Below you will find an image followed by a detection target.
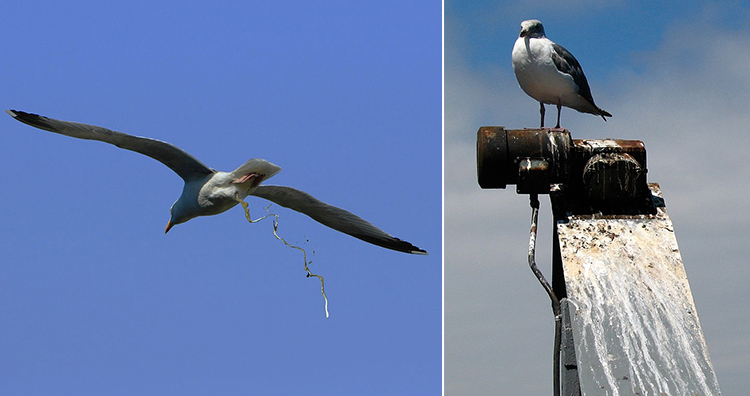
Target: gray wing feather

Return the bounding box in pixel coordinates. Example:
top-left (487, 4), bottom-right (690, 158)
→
top-left (550, 44), bottom-right (611, 118)
top-left (252, 185), bottom-right (427, 255)
top-left (550, 43), bottom-right (597, 104)
top-left (6, 110), bottom-right (214, 181)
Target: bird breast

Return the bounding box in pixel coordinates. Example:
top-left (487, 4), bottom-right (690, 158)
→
top-left (512, 37), bottom-right (578, 105)
top-left (191, 173), bottom-right (242, 216)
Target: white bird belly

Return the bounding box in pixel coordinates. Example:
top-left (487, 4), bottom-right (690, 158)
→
top-left (512, 38), bottom-right (579, 105)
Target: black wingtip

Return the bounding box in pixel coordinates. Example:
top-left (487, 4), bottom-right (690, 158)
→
top-left (6, 109), bottom-right (39, 119)
top-left (5, 110), bottom-right (63, 134)
top-left (401, 239), bottom-right (428, 255)
top-left (397, 243), bottom-right (429, 255)
top-left (381, 236), bottom-right (428, 255)
top-left (6, 109), bottom-right (43, 124)
top-left (359, 234), bottom-right (428, 255)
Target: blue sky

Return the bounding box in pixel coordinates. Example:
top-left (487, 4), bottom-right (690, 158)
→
top-left (446, 0), bottom-right (750, 394)
top-left (0, 1), bottom-right (440, 394)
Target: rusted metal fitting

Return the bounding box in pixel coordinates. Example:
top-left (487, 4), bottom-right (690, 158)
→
top-left (477, 127), bottom-right (572, 193)
top-left (477, 127), bottom-right (649, 207)
top-left (573, 139), bottom-right (648, 203)
top-left (518, 158), bottom-right (551, 194)
top-left (582, 153), bottom-right (643, 201)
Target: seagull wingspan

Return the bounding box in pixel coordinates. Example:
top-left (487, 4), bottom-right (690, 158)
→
top-left (252, 185), bottom-right (428, 255)
top-left (6, 110), bottom-right (214, 181)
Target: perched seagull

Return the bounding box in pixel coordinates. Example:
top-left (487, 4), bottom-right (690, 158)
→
top-left (6, 110), bottom-right (427, 255)
top-left (511, 19), bottom-right (611, 128)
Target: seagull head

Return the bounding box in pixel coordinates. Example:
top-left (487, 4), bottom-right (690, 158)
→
top-left (519, 19), bottom-right (546, 39)
top-left (165, 177), bottom-right (209, 233)
top-left (165, 200), bottom-right (195, 233)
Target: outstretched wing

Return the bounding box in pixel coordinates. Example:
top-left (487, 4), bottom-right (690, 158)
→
top-left (6, 110), bottom-right (214, 181)
top-left (252, 185), bottom-right (427, 255)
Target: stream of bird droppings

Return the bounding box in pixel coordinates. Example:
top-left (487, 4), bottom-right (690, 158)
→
top-left (235, 193), bottom-right (329, 318)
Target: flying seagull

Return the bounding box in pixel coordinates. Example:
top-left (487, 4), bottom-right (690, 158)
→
top-left (6, 110), bottom-right (427, 255)
top-left (511, 19), bottom-right (611, 128)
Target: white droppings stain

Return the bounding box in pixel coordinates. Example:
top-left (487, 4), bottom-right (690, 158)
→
top-left (559, 211), bottom-right (721, 395)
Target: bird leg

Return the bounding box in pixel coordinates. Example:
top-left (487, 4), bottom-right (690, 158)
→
top-left (555, 101), bottom-right (562, 129)
top-left (539, 102), bottom-right (545, 128)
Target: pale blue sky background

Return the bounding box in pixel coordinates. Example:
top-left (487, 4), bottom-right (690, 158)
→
top-left (0, 1), bottom-right (440, 394)
top-left (446, 0), bottom-right (750, 394)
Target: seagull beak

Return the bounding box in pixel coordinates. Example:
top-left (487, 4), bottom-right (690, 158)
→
top-left (165, 220), bottom-right (174, 234)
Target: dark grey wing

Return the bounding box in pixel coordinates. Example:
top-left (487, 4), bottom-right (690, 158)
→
top-left (550, 43), bottom-right (598, 104)
top-left (6, 110), bottom-right (214, 181)
top-left (550, 44), bottom-right (611, 118)
top-left (252, 185), bottom-right (427, 255)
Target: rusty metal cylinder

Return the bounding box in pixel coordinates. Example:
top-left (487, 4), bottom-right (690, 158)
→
top-left (477, 127), bottom-right (650, 209)
top-left (477, 127), bottom-right (572, 192)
